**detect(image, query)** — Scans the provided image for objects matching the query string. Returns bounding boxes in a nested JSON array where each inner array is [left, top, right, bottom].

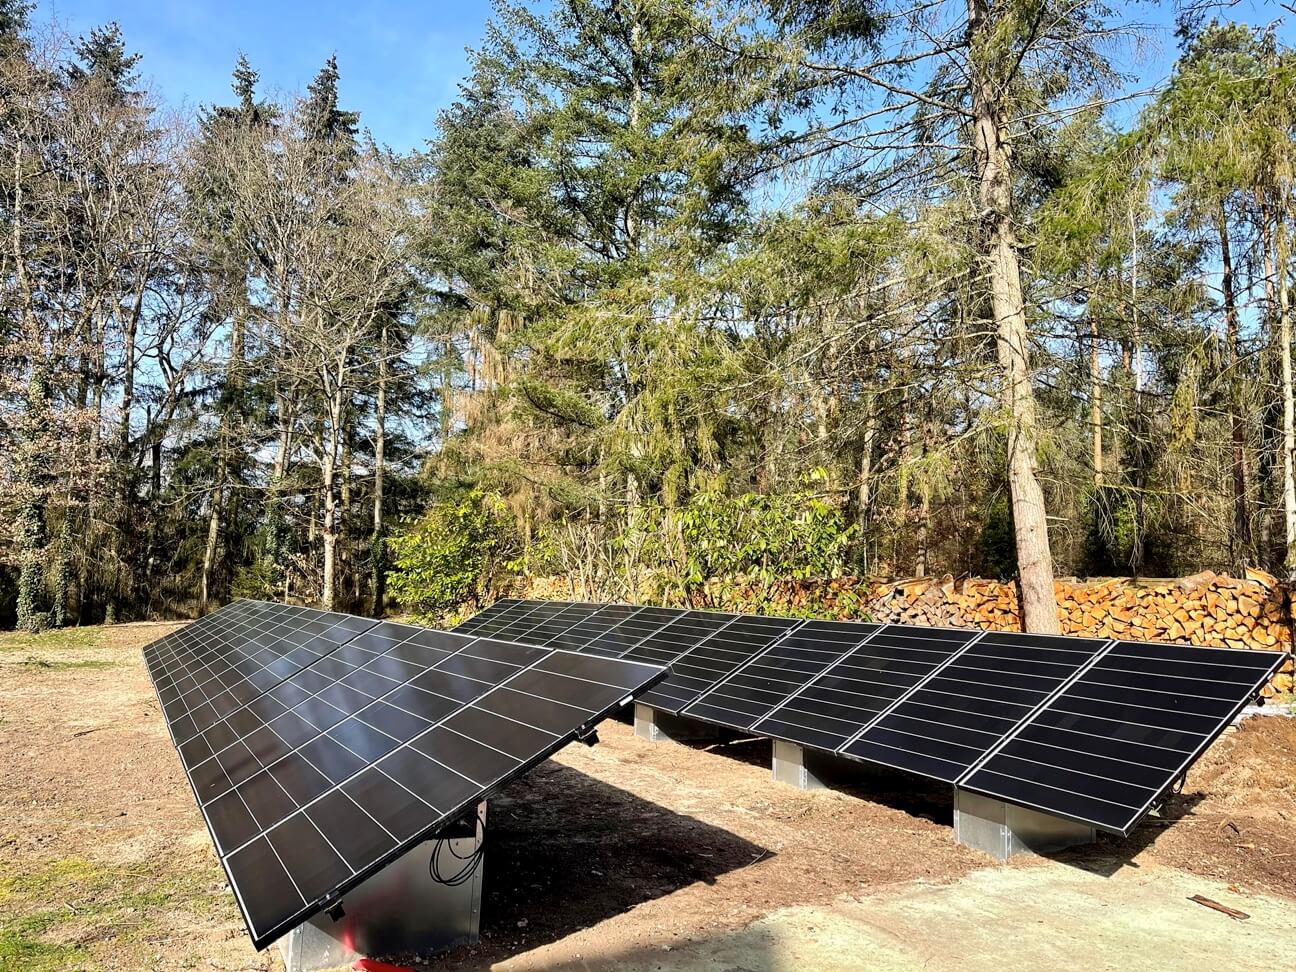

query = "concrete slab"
[[493, 860, 1296, 971]]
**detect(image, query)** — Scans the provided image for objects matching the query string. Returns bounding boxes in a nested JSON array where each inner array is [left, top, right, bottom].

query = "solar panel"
[[635, 614, 801, 713], [546, 603, 645, 652], [582, 605, 685, 657], [842, 631, 1105, 782], [146, 601, 667, 949], [452, 598, 1289, 839], [683, 621, 882, 731], [619, 609, 734, 664], [505, 601, 602, 645], [454, 598, 544, 638], [751, 624, 979, 753], [147, 600, 377, 746], [958, 640, 1288, 834]]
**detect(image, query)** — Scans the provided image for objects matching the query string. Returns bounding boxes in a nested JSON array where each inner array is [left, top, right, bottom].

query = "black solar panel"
[[752, 624, 978, 752], [147, 600, 377, 746], [619, 609, 734, 664], [547, 603, 643, 652], [842, 631, 1104, 782], [455, 598, 544, 638], [683, 621, 882, 731], [451, 598, 1288, 839], [636, 614, 801, 713], [506, 601, 602, 645], [582, 605, 685, 657], [959, 640, 1288, 834], [145, 601, 666, 949]]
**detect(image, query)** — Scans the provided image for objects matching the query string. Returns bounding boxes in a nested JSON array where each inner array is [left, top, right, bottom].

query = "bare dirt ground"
[[1, 622, 1293, 971]]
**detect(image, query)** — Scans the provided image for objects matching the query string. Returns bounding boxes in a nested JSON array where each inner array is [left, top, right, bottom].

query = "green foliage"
[[632, 478, 855, 608], [386, 490, 520, 622], [978, 497, 1018, 581], [230, 560, 283, 602]]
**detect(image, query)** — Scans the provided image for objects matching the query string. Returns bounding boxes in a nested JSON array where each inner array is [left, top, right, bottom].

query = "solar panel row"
[[145, 601, 666, 949], [455, 598, 1288, 836]]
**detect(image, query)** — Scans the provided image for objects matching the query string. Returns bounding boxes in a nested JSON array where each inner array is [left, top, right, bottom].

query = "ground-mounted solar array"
[[454, 598, 1289, 836], [144, 600, 667, 949]]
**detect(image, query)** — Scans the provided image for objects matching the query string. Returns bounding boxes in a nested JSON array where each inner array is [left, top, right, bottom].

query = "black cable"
[[429, 808, 486, 887]]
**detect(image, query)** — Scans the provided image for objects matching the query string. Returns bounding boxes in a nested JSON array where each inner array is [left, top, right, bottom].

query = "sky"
[[34, 1, 1296, 155], [38, 0, 497, 153]]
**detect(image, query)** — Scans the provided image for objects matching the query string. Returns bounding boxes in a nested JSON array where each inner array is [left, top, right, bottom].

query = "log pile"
[[519, 570, 1295, 696]]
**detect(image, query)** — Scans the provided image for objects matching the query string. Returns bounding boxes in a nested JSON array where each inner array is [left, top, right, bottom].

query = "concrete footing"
[[772, 742, 900, 790], [633, 703, 723, 744], [953, 787, 1095, 861], [771, 740, 828, 790]]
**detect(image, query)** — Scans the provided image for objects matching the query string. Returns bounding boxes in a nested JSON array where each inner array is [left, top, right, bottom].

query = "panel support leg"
[[277, 803, 486, 970], [633, 703, 722, 744], [771, 740, 828, 790], [953, 787, 1094, 861]]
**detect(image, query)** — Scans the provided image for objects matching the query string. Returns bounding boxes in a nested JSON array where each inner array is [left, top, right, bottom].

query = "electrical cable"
[[429, 808, 486, 887]]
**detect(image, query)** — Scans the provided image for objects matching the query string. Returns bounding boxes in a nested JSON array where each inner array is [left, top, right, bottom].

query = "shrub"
[[633, 481, 855, 608], [386, 490, 519, 622]]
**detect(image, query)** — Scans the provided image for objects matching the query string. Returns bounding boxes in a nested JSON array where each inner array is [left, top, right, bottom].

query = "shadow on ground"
[[1052, 791, 1205, 877], [654, 716, 1196, 879], [421, 760, 770, 970], [670, 723, 957, 827]]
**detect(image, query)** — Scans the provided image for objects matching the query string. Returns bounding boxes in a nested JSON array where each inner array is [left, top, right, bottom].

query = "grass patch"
[[1, 657, 117, 672], [0, 856, 229, 970], [0, 629, 101, 655], [0, 929, 86, 972]]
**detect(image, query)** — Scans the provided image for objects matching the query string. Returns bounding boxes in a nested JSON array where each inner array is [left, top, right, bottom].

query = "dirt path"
[[1, 623, 1293, 971]]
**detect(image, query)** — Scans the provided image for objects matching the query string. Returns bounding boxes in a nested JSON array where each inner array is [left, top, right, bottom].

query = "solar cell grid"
[[960, 640, 1287, 833], [188, 628, 529, 832], [488, 600, 566, 641], [842, 630, 1106, 781], [152, 605, 377, 745], [223, 655, 661, 944], [619, 609, 735, 665], [545, 603, 644, 652], [508, 601, 603, 644], [752, 624, 977, 753], [636, 614, 801, 713], [448, 598, 1290, 841], [683, 620, 882, 731], [449, 598, 524, 636], [458, 599, 546, 638], [582, 605, 685, 657]]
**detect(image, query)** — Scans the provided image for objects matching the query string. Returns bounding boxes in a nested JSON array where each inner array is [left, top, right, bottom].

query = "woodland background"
[[4, 0, 1296, 632]]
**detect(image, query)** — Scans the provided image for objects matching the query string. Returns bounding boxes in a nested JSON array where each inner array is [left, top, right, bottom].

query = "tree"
[[420, 0, 758, 548], [697, 1, 1141, 629]]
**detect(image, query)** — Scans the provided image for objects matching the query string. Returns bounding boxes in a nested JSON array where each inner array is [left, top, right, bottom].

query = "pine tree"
[[303, 54, 359, 148]]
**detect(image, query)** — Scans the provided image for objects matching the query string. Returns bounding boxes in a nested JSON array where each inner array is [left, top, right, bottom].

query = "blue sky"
[[38, 1, 497, 152], [35, 1, 1296, 154]]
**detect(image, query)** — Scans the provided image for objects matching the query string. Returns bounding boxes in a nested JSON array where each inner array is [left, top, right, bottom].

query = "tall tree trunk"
[[1218, 201, 1251, 570], [12, 143, 49, 632], [1129, 206, 1145, 578], [1277, 210, 1296, 578], [200, 311, 245, 609], [371, 322, 389, 618], [968, 0, 1059, 633], [856, 398, 876, 535], [321, 469, 337, 611], [340, 408, 353, 608], [200, 488, 223, 611], [1089, 313, 1103, 487], [16, 363, 50, 633]]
